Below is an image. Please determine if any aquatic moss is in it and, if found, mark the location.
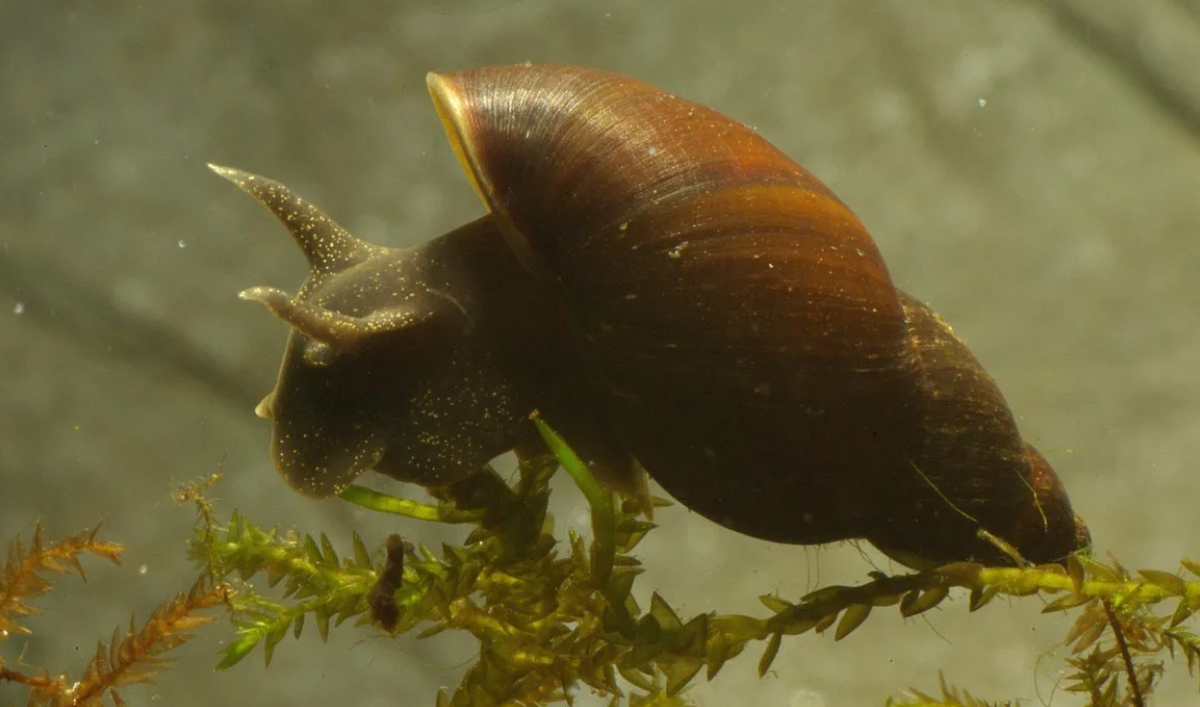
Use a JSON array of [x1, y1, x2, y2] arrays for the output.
[[5, 428, 1200, 705]]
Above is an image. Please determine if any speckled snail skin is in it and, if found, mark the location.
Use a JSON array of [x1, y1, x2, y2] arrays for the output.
[[213, 63, 1090, 570]]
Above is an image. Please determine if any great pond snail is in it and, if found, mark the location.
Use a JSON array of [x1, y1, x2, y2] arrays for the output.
[[213, 64, 1089, 569]]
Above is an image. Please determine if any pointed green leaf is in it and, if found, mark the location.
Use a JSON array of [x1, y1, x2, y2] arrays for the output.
[[1083, 558, 1122, 583], [759, 594, 793, 614], [900, 586, 949, 617], [351, 531, 371, 567], [969, 585, 999, 612], [637, 614, 663, 644], [315, 606, 331, 642], [303, 534, 322, 564], [1042, 593, 1094, 613], [834, 604, 872, 640], [758, 632, 782, 677], [319, 533, 338, 565], [705, 630, 732, 681], [1139, 569, 1186, 595], [1170, 598, 1195, 628], [262, 624, 287, 667], [216, 632, 260, 670], [663, 656, 703, 696], [1067, 554, 1085, 594], [649, 593, 683, 633], [618, 664, 656, 692], [677, 613, 709, 659]]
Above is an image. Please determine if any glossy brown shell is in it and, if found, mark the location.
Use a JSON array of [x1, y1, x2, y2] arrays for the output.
[[427, 65, 1086, 565], [429, 68, 915, 408]]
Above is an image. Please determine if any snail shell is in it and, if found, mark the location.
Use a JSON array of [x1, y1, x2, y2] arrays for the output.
[[217, 64, 1088, 568]]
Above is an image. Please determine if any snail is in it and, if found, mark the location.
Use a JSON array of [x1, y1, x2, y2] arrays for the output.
[[213, 63, 1089, 569]]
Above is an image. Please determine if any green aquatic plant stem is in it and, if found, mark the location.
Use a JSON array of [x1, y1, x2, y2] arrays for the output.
[[531, 414, 638, 636], [764, 559, 1200, 641], [959, 560, 1200, 609], [531, 416, 615, 585], [339, 484, 485, 523]]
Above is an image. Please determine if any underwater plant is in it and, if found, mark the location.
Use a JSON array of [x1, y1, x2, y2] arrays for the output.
[[0, 519, 230, 706], [4, 427, 1200, 705], [183, 420, 1200, 707]]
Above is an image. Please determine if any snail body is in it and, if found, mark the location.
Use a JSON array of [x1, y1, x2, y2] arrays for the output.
[[216, 64, 1088, 568]]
